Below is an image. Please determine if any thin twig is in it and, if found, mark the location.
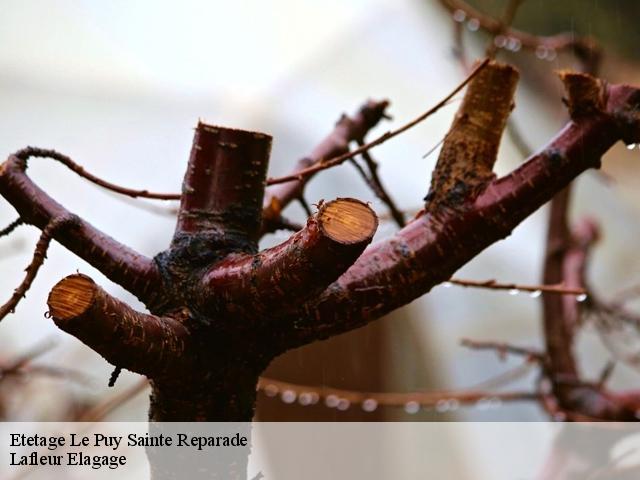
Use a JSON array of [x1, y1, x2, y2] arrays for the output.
[[440, 0, 601, 71], [447, 278, 586, 296], [485, 0, 525, 58], [357, 141, 405, 228], [266, 58, 490, 186], [257, 376, 538, 409], [0, 216, 77, 322], [461, 338, 545, 361], [0, 218, 24, 238], [14, 147, 181, 200], [297, 195, 313, 218]]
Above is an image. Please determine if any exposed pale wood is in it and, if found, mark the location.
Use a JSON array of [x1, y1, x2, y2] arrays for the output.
[[319, 198, 377, 244], [48, 274, 96, 320]]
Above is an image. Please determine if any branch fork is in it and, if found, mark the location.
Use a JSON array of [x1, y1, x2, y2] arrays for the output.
[[1, 60, 639, 423]]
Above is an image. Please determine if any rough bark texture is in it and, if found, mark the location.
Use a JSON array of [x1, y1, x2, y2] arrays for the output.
[[1, 64, 639, 432], [426, 61, 519, 211]]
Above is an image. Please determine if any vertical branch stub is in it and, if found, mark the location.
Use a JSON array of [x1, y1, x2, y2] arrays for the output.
[[426, 60, 519, 211], [174, 122, 272, 251]]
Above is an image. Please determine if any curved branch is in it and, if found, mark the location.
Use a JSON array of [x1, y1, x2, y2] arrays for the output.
[[47, 274, 191, 377], [201, 198, 377, 319], [11, 147, 180, 200], [0, 153, 163, 304]]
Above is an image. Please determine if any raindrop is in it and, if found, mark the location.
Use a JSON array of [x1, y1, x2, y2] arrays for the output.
[[475, 397, 491, 410], [442, 281, 453, 288], [627, 143, 637, 150], [436, 399, 450, 413], [488, 397, 502, 409], [404, 401, 420, 415], [264, 384, 278, 397], [535, 45, 548, 60], [507, 37, 521, 52], [452, 9, 466, 23], [281, 390, 297, 404], [509, 288, 520, 296], [298, 393, 312, 406], [467, 18, 480, 32], [337, 398, 351, 411], [447, 399, 460, 411], [309, 392, 320, 405], [362, 398, 378, 412], [494, 35, 507, 49], [576, 293, 588, 303], [530, 290, 542, 298], [325, 394, 339, 408], [546, 49, 557, 62]]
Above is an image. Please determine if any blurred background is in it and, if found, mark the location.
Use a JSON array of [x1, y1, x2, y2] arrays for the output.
[[1, 0, 640, 431]]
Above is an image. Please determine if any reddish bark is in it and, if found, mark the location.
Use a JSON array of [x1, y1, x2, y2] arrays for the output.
[[1, 61, 639, 426]]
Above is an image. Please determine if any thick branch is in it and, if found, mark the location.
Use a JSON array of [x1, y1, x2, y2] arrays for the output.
[[261, 100, 389, 234], [0, 153, 162, 304], [201, 198, 377, 318], [47, 274, 190, 377], [426, 60, 519, 211], [292, 76, 640, 342], [174, 122, 272, 251]]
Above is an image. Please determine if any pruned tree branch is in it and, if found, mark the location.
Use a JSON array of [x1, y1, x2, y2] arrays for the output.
[[0, 151, 163, 304], [47, 274, 191, 378], [200, 198, 377, 318], [291, 66, 640, 344]]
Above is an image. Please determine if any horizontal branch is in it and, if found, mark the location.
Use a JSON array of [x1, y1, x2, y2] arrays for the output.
[[261, 99, 390, 235], [290, 74, 640, 343], [448, 278, 586, 296], [201, 198, 377, 319], [0, 152, 163, 305], [47, 274, 191, 377]]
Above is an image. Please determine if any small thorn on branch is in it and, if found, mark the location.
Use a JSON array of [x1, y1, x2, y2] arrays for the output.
[[108, 366, 122, 387]]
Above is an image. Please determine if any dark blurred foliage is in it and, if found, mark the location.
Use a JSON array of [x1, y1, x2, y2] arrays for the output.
[[466, 0, 640, 58]]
